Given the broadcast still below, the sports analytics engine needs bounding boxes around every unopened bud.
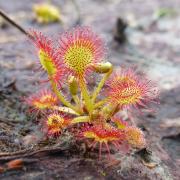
[68,76,78,95]
[94,62,113,73]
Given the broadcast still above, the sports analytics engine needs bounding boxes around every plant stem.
[72,95,80,106]
[50,80,80,113]
[102,104,119,120]
[79,78,93,114]
[72,95,84,114]
[94,98,108,109]
[51,106,79,115]
[71,116,90,124]
[91,68,112,104]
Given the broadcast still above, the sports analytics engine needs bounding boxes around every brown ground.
[0,0,179,179]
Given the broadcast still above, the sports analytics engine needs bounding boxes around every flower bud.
[94,62,113,73]
[68,76,78,95]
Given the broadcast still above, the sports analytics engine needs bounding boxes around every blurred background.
[0,0,179,179]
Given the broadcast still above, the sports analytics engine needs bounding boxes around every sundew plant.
[26,26,158,159]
